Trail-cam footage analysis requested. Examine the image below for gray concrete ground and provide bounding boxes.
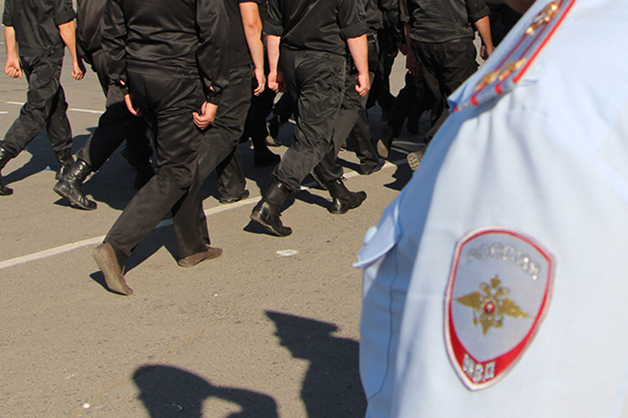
[0,21,426,417]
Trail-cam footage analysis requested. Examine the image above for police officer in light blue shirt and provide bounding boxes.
[357,0,628,416]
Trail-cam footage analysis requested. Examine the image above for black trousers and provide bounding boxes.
[273,48,346,191]
[0,55,72,156]
[76,50,151,171]
[197,65,253,196]
[367,27,397,112]
[313,35,379,184]
[244,80,276,141]
[387,71,434,137]
[105,72,207,259]
[411,38,477,144]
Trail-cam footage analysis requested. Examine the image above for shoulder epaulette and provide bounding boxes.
[453,0,576,113]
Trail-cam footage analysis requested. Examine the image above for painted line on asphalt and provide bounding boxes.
[0,161,402,270]
[5,101,103,114]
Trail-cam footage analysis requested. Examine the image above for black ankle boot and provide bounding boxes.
[250,181,292,236]
[53,159,97,210]
[327,178,367,215]
[0,147,14,196]
[55,149,75,180]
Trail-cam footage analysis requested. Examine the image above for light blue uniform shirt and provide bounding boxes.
[357,0,628,416]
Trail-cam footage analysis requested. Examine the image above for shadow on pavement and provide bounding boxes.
[133,364,278,418]
[266,310,366,418]
[3,132,90,187]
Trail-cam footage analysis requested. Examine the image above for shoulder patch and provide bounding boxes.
[453,0,576,113]
[444,227,555,390]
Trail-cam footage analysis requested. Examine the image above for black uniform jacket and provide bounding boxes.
[102,0,230,102]
[76,0,106,64]
[2,0,75,59]
[227,0,263,68]
[265,0,367,56]
[400,0,489,43]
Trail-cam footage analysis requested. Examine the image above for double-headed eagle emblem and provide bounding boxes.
[456,276,530,335]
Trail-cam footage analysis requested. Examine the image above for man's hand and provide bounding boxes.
[406,50,420,76]
[267,69,285,93]
[5,57,21,79]
[355,72,370,97]
[253,67,266,96]
[72,58,86,80]
[480,44,495,60]
[124,93,142,117]
[193,101,218,130]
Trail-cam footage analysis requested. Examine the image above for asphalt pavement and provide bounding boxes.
[0,22,427,417]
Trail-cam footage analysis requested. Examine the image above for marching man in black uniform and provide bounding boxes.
[91,0,230,295]
[250,0,370,237]
[53,0,155,210]
[1,0,85,196]
[196,0,266,203]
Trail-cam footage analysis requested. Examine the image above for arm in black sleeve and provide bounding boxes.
[338,0,368,40]
[466,0,490,23]
[264,0,283,37]
[197,0,230,104]
[3,0,13,26]
[53,0,77,26]
[101,0,128,93]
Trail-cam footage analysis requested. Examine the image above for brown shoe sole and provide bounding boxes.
[92,243,133,295]
[178,246,223,268]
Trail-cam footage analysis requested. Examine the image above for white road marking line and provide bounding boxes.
[5,101,103,114]
[0,111,8,115]
[0,161,399,270]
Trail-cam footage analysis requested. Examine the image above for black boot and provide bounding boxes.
[327,178,366,215]
[53,159,97,210]
[0,147,14,196]
[250,181,292,237]
[55,149,75,180]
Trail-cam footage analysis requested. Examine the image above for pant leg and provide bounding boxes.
[44,83,73,153]
[244,86,276,141]
[171,165,208,259]
[350,109,378,165]
[105,72,207,258]
[414,39,477,145]
[312,66,374,184]
[197,65,253,183]
[0,56,70,156]
[76,51,151,170]
[273,49,346,191]
[215,146,246,198]
[272,92,295,122]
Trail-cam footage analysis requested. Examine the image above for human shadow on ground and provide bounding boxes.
[4,131,90,187]
[133,364,278,418]
[266,311,366,418]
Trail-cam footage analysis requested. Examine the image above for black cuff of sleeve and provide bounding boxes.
[54,9,77,26]
[341,22,368,40]
[203,81,222,105]
[264,22,284,37]
[469,6,490,24]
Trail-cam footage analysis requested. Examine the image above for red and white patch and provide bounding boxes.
[444,227,555,390]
